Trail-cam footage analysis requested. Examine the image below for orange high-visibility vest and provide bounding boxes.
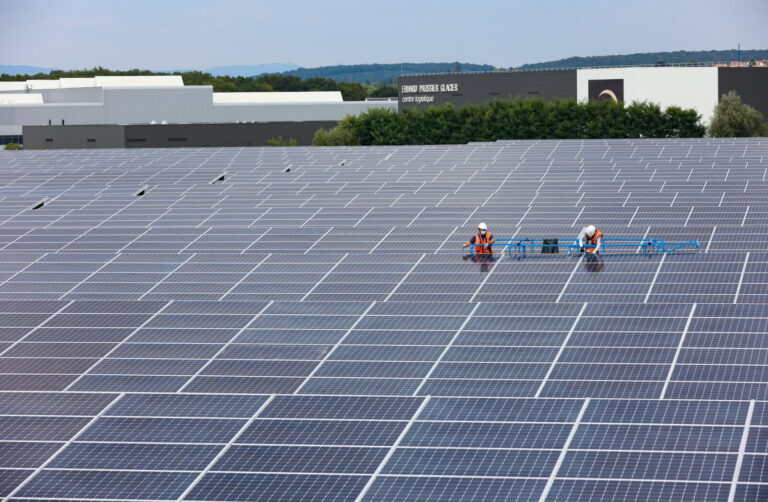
[473,232,494,254]
[585,228,604,253]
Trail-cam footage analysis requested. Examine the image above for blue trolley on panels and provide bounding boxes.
[468,238,700,256]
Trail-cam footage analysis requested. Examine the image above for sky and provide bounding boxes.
[2,0,768,70]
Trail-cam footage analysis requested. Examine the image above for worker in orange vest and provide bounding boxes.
[464,222,496,255]
[578,225,604,254]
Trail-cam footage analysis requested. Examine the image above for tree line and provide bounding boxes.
[314,98,708,145]
[0,67,398,101]
[281,62,493,84]
[516,49,768,70]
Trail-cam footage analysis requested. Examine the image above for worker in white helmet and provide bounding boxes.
[578,225,604,254]
[464,222,495,255]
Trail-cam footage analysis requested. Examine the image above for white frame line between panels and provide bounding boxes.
[644,254,666,304]
[556,257,584,304]
[469,252,508,303]
[56,253,123,301]
[534,302,588,398]
[61,301,175,391]
[705,226,717,253]
[219,253,272,300]
[537,398,591,502]
[303,227,334,255]
[174,395,276,501]
[0,300,74,357]
[354,396,431,502]
[412,303,481,397]
[383,254,426,302]
[239,228,272,255]
[137,255,196,301]
[733,252,750,304]
[434,226,459,254]
[299,254,347,301]
[3,393,126,501]
[369,227,396,254]
[728,399,755,502]
[176,301,274,393]
[291,301,378,395]
[660,303,698,400]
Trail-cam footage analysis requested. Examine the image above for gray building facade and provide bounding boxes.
[23,121,338,149]
[398,71,576,110]
[718,67,768,118]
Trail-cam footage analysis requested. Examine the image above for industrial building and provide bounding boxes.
[0,75,397,147]
[398,65,768,124]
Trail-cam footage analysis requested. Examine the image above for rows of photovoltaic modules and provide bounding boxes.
[1,138,768,502]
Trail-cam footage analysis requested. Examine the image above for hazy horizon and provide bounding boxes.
[2,0,767,71]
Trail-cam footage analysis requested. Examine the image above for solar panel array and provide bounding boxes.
[1,138,768,501]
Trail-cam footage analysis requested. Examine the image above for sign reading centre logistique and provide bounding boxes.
[400,83,460,104]
[589,79,624,102]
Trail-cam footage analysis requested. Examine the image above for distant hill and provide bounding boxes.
[281,63,495,84]
[205,64,298,77]
[1,64,299,78]
[516,49,768,70]
[6,48,766,84]
[0,65,57,75]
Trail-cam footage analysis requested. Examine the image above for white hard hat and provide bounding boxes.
[478,222,488,230]
[585,225,596,236]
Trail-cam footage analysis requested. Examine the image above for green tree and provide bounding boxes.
[337,82,368,101]
[664,106,706,138]
[210,77,237,92]
[312,126,359,146]
[4,143,22,150]
[625,101,665,137]
[302,77,340,92]
[237,80,273,92]
[254,74,304,91]
[459,104,489,142]
[356,108,409,144]
[331,97,705,145]
[176,71,215,86]
[369,85,398,98]
[548,99,583,138]
[421,104,465,143]
[708,91,766,137]
[266,136,298,146]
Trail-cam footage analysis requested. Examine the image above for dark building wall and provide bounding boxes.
[718,67,768,119]
[23,125,125,149]
[0,135,23,145]
[398,71,577,110]
[23,121,338,149]
[124,122,337,148]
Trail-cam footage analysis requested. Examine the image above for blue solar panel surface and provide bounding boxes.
[1,138,768,501]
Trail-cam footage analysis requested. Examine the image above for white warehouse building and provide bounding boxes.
[0,75,397,138]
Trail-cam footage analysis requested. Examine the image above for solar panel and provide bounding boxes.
[1,138,768,500]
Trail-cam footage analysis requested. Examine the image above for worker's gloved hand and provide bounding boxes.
[579,247,585,254]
